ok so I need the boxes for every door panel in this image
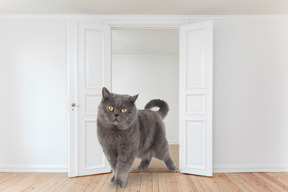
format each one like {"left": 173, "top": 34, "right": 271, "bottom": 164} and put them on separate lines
{"left": 68, "top": 21, "right": 111, "bottom": 177}
{"left": 179, "top": 21, "right": 213, "bottom": 176}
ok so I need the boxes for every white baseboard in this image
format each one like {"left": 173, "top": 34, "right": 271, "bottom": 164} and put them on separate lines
{"left": 168, "top": 140, "right": 179, "bottom": 145}
{"left": 214, "top": 164, "right": 288, "bottom": 173}
{"left": 0, "top": 164, "right": 68, "bottom": 173}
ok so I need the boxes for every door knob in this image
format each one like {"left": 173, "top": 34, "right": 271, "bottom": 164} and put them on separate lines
{"left": 71, "top": 103, "right": 79, "bottom": 107}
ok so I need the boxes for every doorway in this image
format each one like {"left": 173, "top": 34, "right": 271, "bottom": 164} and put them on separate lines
{"left": 68, "top": 20, "right": 213, "bottom": 177}
{"left": 112, "top": 29, "right": 179, "bottom": 171}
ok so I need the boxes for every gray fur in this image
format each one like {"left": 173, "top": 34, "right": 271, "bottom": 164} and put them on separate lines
{"left": 144, "top": 99, "right": 169, "bottom": 119}
{"left": 97, "top": 87, "right": 178, "bottom": 188}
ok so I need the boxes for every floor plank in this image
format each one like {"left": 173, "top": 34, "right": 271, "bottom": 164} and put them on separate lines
{"left": 195, "top": 175, "right": 214, "bottom": 192}
{"left": 266, "top": 172, "right": 288, "bottom": 190}
{"left": 184, "top": 174, "right": 198, "bottom": 191}
{"left": 140, "top": 173, "right": 153, "bottom": 192}
{"left": 91, "top": 173, "right": 110, "bottom": 192}
{"left": 238, "top": 173, "right": 271, "bottom": 192}
{"left": 225, "top": 173, "right": 257, "bottom": 192}
{"left": 197, "top": 175, "right": 220, "bottom": 192}
{"left": 23, "top": 173, "right": 55, "bottom": 192}
{"left": 0, "top": 173, "right": 20, "bottom": 185}
{"left": 152, "top": 173, "right": 159, "bottom": 192}
{"left": 158, "top": 172, "right": 167, "bottom": 192}
{"left": 252, "top": 172, "right": 287, "bottom": 192}
{"left": 164, "top": 173, "right": 181, "bottom": 192}
{"left": 190, "top": 175, "right": 206, "bottom": 192}
{"left": 83, "top": 174, "right": 103, "bottom": 192}
{"left": 0, "top": 173, "right": 31, "bottom": 191}
{"left": 145, "top": 173, "right": 153, "bottom": 192}
{"left": 52, "top": 175, "right": 78, "bottom": 192}
{"left": 98, "top": 174, "right": 116, "bottom": 192}
{"left": 64, "top": 175, "right": 94, "bottom": 192}
{"left": 33, "top": 173, "right": 67, "bottom": 192}
{"left": 2, "top": 173, "right": 44, "bottom": 192}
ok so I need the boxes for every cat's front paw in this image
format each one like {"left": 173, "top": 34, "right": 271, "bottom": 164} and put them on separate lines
{"left": 112, "top": 179, "right": 125, "bottom": 188}
{"left": 110, "top": 175, "right": 115, "bottom": 183}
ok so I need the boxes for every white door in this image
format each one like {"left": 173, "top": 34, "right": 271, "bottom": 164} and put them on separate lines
{"left": 179, "top": 21, "right": 213, "bottom": 176}
{"left": 68, "top": 21, "right": 111, "bottom": 177}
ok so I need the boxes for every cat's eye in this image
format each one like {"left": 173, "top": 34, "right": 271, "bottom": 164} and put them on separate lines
{"left": 108, "top": 106, "right": 114, "bottom": 111}
{"left": 121, "top": 108, "right": 127, "bottom": 113}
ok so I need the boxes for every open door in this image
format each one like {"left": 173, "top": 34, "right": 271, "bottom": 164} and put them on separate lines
{"left": 179, "top": 21, "right": 213, "bottom": 176}
{"left": 68, "top": 21, "right": 111, "bottom": 177}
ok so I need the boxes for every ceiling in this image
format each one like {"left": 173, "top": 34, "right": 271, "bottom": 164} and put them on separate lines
{"left": 112, "top": 30, "right": 179, "bottom": 55}
{"left": 0, "top": 0, "right": 287, "bottom": 15}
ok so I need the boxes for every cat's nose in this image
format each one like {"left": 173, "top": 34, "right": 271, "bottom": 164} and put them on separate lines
{"left": 114, "top": 114, "right": 119, "bottom": 118}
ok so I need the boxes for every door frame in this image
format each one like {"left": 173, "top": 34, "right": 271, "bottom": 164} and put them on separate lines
{"left": 68, "top": 17, "right": 213, "bottom": 177}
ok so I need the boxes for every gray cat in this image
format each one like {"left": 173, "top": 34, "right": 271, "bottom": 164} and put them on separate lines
{"left": 97, "top": 87, "right": 178, "bottom": 188}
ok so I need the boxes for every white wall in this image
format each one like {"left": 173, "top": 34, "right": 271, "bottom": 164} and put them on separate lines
{"left": 0, "top": 18, "right": 68, "bottom": 171}
{"left": 208, "top": 18, "right": 288, "bottom": 172}
{"left": 112, "top": 55, "right": 179, "bottom": 144}
{"left": 0, "top": 16, "right": 288, "bottom": 172}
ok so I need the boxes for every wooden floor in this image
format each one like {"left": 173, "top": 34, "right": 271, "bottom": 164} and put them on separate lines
{"left": 1, "top": 172, "right": 288, "bottom": 192}
{"left": 1, "top": 145, "right": 288, "bottom": 191}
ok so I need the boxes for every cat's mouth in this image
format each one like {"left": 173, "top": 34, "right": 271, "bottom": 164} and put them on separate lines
{"left": 112, "top": 120, "right": 120, "bottom": 125}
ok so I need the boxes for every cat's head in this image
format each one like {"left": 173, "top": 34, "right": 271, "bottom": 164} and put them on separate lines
{"left": 97, "top": 87, "right": 138, "bottom": 130}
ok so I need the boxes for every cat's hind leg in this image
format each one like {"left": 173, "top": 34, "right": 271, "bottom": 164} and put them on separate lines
{"left": 154, "top": 146, "right": 179, "bottom": 172}
{"left": 164, "top": 157, "right": 179, "bottom": 172}
{"left": 136, "top": 158, "right": 151, "bottom": 171}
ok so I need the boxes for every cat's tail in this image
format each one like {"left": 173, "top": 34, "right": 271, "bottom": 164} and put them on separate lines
{"left": 144, "top": 99, "right": 169, "bottom": 119}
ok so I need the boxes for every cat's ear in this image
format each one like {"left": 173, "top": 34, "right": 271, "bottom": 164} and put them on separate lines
{"left": 102, "top": 87, "right": 111, "bottom": 100}
{"left": 129, "top": 94, "right": 139, "bottom": 104}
